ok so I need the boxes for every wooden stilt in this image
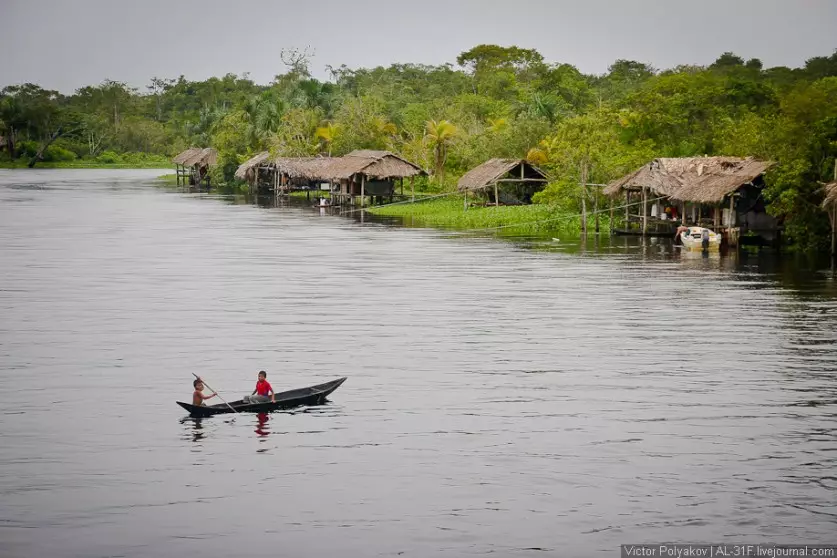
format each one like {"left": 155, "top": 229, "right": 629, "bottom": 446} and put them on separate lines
{"left": 642, "top": 186, "right": 647, "bottom": 235}
{"left": 729, "top": 195, "right": 735, "bottom": 230}
{"left": 609, "top": 200, "right": 614, "bottom": 236}
{"left": 831, "top": 206, "right": 836, "bottom": 263}
{"left": 580, "top": 162, "right": 588, "bottom": 236}
{"left": 360, "top": 174, "right": 365, "bottom": 208}
{"left": 625, "top": 190, "right": 629, "bottom": 231}
{"left": 494, "top": 181, "right": 499, "bottom": 207}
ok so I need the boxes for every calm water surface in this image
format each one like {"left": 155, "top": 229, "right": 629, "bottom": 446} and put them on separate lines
{"left": 1, "top": 169, "right": 836, "bottom": 557}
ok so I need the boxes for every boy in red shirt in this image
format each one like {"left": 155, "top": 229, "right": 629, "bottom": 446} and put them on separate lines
{"left": 245, "top": 370, "right": 275, "bottom": 404}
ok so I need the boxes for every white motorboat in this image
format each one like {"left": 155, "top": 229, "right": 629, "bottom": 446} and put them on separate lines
{"left": 679, "top": 226, "right": 721, "bottom": 251}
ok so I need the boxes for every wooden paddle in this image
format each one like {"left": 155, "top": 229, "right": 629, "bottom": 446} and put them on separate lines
{"left": 193, "top": 373, "right": 239, "bottom": 415}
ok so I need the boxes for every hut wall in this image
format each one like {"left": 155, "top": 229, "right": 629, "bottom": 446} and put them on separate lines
{"left": 364, "top": 180, "right": 394, "bottom": 197}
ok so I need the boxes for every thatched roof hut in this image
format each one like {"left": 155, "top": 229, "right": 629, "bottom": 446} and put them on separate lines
{"left": 603, "top": 156, "right": 774, "bottom": 203}
{"left": 173, "top": 147, "right": 217, "bottom": 169}
{"left": 458, "top": 158, "right": 549, "bottom": 193}
{"left": 457, "top": 159, "right": 546, "bottom": 192}
{"left": 234, "top": 150, "right": 423, "bottom": 186}
{"left": 234, "top": 151, "right": 271, "bottom": 181}
{"left": 317, "top": 150, "right": 425, "bottom": 181}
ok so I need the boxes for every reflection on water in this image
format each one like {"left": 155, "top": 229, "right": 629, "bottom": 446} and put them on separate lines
{"left": 1, "top": 170, "right": 836, "bottom": 558}
{"left": 255, "top": 413, "right": 270, "bottom": 439}
{"left": 181, "top": 417, "right": 205, "bottom": 443}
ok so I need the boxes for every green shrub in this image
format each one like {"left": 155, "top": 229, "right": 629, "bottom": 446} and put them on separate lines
{"left": 96, "top": 151, "right": 123, "bottom": 164}
{"left": 44, "top": 146, "right": 77, "bottom": 162}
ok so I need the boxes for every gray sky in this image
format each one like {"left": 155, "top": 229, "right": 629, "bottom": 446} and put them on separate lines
{"left": 1, "top": 0, "right": 835, "bottom": 93}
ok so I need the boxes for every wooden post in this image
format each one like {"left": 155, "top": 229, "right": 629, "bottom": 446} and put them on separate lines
{"left": 832, "top": 206, "right": 836, "bottom": 263}
{"left": 642, "top": 185, "right": 647, "bottom": 235}
{"left": 594, "top": 186, "right": 600, "bottom": 234}
{"left": 625, "top": 190, "right": 629, "bottom": 231}
{"left": 464, "top": 189, "right": 468, "bottom": 211}
{"left": 494, "top": 181, "right": 499, "bottom": 207}
{"left": 400, "top": 177, "right": 404, "bottom": 196}
{"left": 729, "top": 195, "right": 735, "bottom": 227}
{"left": 580, "top": 162, "right": 588, "bottom": 236}
{"left": 361, "top": 174, "right": 365, "bottom": 208}
{"left": 682, "top": 201, "right": 686, "bottom": 225}
{"left": 714, "top": 204, "right": 719, "bottom": 230}
{"left": 831, "top": 157, "right": 836, "bottom": 262}
{"left": 609, "top": 200, "right": 614, "bottom": 236}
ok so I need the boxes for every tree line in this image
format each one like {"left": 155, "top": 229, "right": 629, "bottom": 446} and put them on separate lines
{"left": 2, "top": 46, "right": 836, "bottom": 249}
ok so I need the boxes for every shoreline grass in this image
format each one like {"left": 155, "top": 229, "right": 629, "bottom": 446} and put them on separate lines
{"left": 367, "top": 196, "right": 612, "bottom": 235}
{"left": 0, "top": 162, "right": 172, "bottom": 170}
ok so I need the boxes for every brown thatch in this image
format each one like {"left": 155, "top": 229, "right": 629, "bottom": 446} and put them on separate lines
{"left": 173, "top": 147, "right": 217, "bottom": 168}
{"left": 274, "top": 156, "right": 338, "bottom": 180}
{"left": 328, "top": 150, "right": 424, "bottom": 180}
{"left": 234, "top": 151, "right": 271, "bottom": 180}
{"left": 822, "top": 181, "right": 837, "bottom": 210}
{"left": 457, "top": 159, "right": 549, "bottom": 192}
{"left": 172, "top": 147, "right": 202, "bottom": 165}
{"left": 233, "top": 150, "right": 423, "bottom": 184}
{"left": 603, "top": 156, "right": 775, "bottom": 203}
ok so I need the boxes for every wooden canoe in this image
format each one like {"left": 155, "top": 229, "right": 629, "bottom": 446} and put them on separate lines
{"left": 177, "top": 377, "right": 346, "bottom": 418}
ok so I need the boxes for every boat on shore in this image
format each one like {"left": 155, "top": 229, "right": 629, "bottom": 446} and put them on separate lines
{"left": 177, "top": 377, "right": 347, "bottom": 417}
{"left": 678, "top": 226, "right": 721, "bottom": 251}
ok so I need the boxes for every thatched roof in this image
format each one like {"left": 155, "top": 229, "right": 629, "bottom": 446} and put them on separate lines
{"left": 274, "top": 157, "right": 338, "bottom": 180}
{"left": 326, "top": 150, "right": 425, "bottom": 180}
{"left": 173, "top": 147, "right": 217, "bottom": 168}
{"left": 603, "top": 156, "right": 775, "bottom": 203}
{"left": 234, "top": 151, "right": 271, "bottom": 180}
{"left": 232, "top": 150, "right": 424, "bottom": 183}
{"left": 822, "top": 181, "right": 837, "bottom": 210}
{"left": 457, "top": 159, "right": 549, "bottom": 192}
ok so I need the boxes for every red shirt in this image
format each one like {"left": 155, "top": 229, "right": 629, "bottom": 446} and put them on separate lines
{"left": 255, "top": 379, "right": 272, "bottom": 396}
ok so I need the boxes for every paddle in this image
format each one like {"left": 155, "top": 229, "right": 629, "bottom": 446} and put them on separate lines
{"left": 192, "top": 373, "right": 239, "bottom": 415}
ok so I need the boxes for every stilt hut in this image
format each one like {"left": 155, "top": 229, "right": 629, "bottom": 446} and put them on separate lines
{"left": 233, "top": 150, "right": 424, "bottom": 205}
{"left": 234, "top": 151, "right": 272, "bottom": 192}
{"left": 603, "top": 156, "right": 776, "bottom": 245}
{"left": 173, "top": 148, "right": 217, "bottom": 187}
{"left": 457, "top": 159, "right": 549, "bottom": 207}
{"left": 314, "top": 150, "right": 425, "bottom": 206}
{"left": 235, "top": 154, "right": 338, "bottom": 195}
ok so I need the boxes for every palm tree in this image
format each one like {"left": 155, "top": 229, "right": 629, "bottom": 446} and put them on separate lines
{"left": 487, "top": 117, "right": 508, "bottom": 134}
{"left": 424, "top": 119, "right": 457, "bottom": 183}
{"left": 315, "top": 121, "right": 340, "bottom": 156}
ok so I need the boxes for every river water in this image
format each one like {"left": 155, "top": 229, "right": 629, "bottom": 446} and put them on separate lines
{"left": 1, "top": 170, "right": 835, "bottom": 558}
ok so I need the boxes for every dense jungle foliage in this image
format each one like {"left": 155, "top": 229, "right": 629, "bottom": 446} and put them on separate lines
{"left": 2, "top": 46, "right": 836, "bottom": 248}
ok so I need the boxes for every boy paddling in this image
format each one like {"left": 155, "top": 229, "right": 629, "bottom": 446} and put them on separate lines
{"left": 192, "top": 378, "right": 217, "bottom": 407}
{"left": 244, "top": 370, "right": 276, "bottom": 404}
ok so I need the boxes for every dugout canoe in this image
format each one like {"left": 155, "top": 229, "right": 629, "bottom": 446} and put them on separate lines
{"left": 177, "top": 377, "right": 347, "bottom": 418}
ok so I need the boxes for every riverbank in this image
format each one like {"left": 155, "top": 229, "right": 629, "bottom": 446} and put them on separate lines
{"left": 0, "top": 154, "right": 171, "bottom": 169}
{"left": 367, "top": 196, "right": 611, "bottom": 235}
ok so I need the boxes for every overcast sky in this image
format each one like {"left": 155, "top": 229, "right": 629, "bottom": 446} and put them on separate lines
{"left": 1, "top": 0, "right": 835, "bottom": 93}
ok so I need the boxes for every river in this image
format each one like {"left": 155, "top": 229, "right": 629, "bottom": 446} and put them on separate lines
{"left": 1, "top": 169, "right": 835, "bottom": 557}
